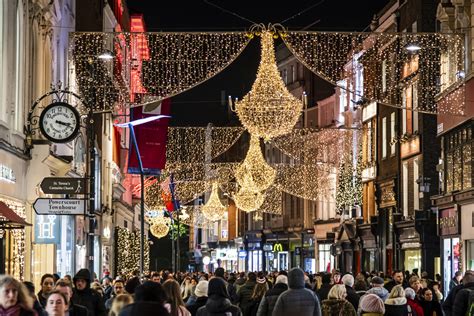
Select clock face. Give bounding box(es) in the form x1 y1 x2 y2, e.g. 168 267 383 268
39 102 80 143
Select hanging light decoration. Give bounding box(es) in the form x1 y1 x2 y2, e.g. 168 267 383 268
233 185 266 213
146 208 171 239
235 135 276 192
201 182 226 222
234 26 303 140
150 221 170 239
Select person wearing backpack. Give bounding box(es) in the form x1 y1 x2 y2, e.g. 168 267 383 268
452 270 474 316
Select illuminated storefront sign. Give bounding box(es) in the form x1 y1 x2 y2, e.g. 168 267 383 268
35 215 61 244
273 243 283 252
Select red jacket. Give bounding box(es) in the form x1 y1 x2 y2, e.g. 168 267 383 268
407 298 424 316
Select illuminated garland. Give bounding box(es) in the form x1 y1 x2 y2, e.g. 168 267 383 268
281 31 465 114
166 127 245 164
115 227 150 276
233 186 266 213
70 32 251 110
235 29 303 140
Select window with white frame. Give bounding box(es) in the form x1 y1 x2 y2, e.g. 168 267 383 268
382 60 387 92
338 80 347 124
382 117 387 158
14 2 24 132
283 69 288 84
414 158 419 211
290 65 295 83
355 64 364 103
403 161 409 217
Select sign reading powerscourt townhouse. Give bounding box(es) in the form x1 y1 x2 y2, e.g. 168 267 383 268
33 198 85 215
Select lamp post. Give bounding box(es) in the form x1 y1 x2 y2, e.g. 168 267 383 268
115 115 170 277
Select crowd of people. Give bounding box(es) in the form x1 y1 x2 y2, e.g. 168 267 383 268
0 267 473 316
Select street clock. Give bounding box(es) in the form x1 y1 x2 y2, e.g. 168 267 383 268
39 102 80 143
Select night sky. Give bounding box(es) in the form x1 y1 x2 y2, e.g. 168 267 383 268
126 0 392 126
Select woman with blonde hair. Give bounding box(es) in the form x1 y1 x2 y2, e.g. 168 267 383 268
109 294 133 316
163 279 191 316
0 275 36 315
321 284 356 316
91 281 104 297
384 285 409 316
245 277 267 316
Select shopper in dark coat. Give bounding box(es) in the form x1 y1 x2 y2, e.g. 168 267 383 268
196 277 241 316
71 269 106 316
256 275 288 316
119 281 170 316
316 274 333 302
237 273 256 313
186 281 208 316
418 288 442 316
384 270 407 294
273 268 322 316
452 270 474 316
384 285 409 316
341 274 360 311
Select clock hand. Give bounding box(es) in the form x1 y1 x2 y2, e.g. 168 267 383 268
55 120 74 130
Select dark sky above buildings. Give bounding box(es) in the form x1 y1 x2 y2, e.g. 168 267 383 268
126 0 392 126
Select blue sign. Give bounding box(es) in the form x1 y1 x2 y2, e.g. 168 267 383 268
35 215 61 244
238 250 247 258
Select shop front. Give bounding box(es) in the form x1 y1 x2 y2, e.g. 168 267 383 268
334 220 358 274
396 222 421 273
314 219 338 273
461 202 474 272
358 223 377 273
216 247 238 272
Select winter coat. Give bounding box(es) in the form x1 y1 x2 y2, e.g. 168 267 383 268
196 297 242 316
365 287 389 302
237 281 256 313
384 297 409 316
442 283 463 316
256 283 288 316
316 284 332 301
419 299 442 316
235 278 246 292
36 291 47 309
321 299 356 316
407 298 424 316
187 296 208 316
272 268 322 316
119 302 170 316
452 281 474 316
71 269 106 316
345 285 360 311
228 282 239 305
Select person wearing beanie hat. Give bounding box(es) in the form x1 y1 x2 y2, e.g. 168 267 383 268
359 293 385 315
196 278 241 316
273 268 322 316
187 281 208 316
341 274 360 311
256 275 288 316
365 277 389 302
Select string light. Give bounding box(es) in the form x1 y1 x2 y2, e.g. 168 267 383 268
201 182 227 221
115 227 149 276
281 31 465 114
235 135 276 192
233 186 265 213
150 222 170 239
234 28 303 140
70 32 251 110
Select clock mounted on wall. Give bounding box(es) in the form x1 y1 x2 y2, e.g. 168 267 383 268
39 102 80 143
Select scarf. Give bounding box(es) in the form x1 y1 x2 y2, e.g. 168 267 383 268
0 305 21 316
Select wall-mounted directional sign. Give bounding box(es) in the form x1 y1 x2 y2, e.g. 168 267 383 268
33 198 85 215
40 177 85 195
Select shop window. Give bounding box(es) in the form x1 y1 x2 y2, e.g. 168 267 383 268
318 244 334 272
467 240 474 271
444 124 473 192
390 112 396 155
404 249 421 273
382 117 387 158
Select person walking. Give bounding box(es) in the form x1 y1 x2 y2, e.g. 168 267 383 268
71 269 106 316
118 281 170 316
237 273 257 314
341 274 360 311
418 288 442 316
37 274 55 309
448 271 461 292
256 275 288 316
384 270 406 293
108 294 133 316
186 281 208 316
315 274 332 302
452 270 474 315
196 277 241 316
55 279 88 316
405 288 424 316
365 277 388 302
321 284 356 316
273 267 322 316
0 275 36 316
384 285 409 316
163 279 191 316
358 293 385 316
244 277 267 316
45 291 69 316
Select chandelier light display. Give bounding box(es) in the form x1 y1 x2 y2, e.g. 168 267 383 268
235 135 276 192
146 209 171 239
201 182 226 222
234 27 303 140
233 185 266 213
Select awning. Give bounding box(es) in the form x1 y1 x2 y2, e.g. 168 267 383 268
0 201 31 229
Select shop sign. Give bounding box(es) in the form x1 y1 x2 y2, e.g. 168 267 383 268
217 249 237 260
238 250 247 258
0 165 16 183
35 215 61 244
273 242 284 252
263 243 273 251
33 198 85 215
439 207 460 236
